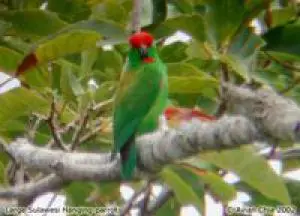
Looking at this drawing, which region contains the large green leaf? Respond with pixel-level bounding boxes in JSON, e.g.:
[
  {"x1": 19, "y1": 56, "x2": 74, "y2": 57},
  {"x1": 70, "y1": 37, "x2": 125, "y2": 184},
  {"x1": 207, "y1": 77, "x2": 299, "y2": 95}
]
[
  {"x1": 0, "y1": 88, "x2": 50, "y2": 127},
  {"x1": 0, "y1": 9, "x2": 66, "y2": 37},
  {"x1": 60, "y1": 62, "x2": 84, "y2": 102},
  {"x1": 168, "y1": 76, "x2": 218, "y2": 95},
  {"x1": 286, "y1": 180, "x2": 300, "y2": 210},
  {"x1": 221, "y1": 27, "x2": 265, "y2": 80},
  {"x1": 201, "y1": 146, "x2": 291, "y2": 204},
  {"x1": 91, "y1": 0, "x2": 128, "y2": 25},
  {"x1": 148, "y1": 15, "x2": 205, "y2": 42},
  {"x1": 62, "y1": 19, "x2": 127, "y2": 44},
  {"x1": 203, "y1": 0, "x2": 269, "y2": 47},
  {"x1": 0, "y1": 46, "x2": 48, "y2": 88},
  {"x1": 155, "y1": 197, "x2": 180, "y2": 216},
  {"x1": 270, "y1": 7, "x2": 297, "y2": 28},
  {"x1": 263, "y1": 21, "x2": 300, "y2": 57},
  {"x1": 0, "y1": 161, "x2": 6, "y2": 185},
  {"x1": 17, "y1": 30, "x2": 101, "y2": 75},
  {"x1": 35, "y1": 30, "x2": 101, "y2": 65},
  {"x1": 235, "y1": 182, "x2": 281, "y2": 206},
  {"x1": 160, "y1": 166, "x2": 204, "y2": 213},
  {"x1": 93, "y1": 48, "x2": 123, "y2": 82},
  {"x1": 159, "y1": 42, "x2": 188, "y2": 63},
  {"x1": 204, "y1": 0, "x2": 243, "y2": 46},
  {"x1": 48, "y1": 0, "x2": 91, "y2": 23},
  {"x1": 170, "y1": 0, "x2": 194, "y2": 13},
  {"x1": 65, "y1": 182, "x2": 95, "y2": 206},
  {"x1": 167, "y1": 62, "x2": 208, "y2": 76},
  {"x1": 181, "y1": 161, "x2": 236, "y2": 202},
  {"x1": 17, "y1": 19, "x2": 127, "y2": 74},
  {"x1": 152, "y1": 0, "x2": 167, "y2": 25}
]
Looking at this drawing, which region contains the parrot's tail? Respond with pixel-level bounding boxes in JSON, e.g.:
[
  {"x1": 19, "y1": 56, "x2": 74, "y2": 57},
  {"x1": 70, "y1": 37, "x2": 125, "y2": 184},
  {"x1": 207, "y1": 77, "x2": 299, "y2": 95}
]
[{"x1": 120, "y1": 136, "x2": 137, "y2": 180}]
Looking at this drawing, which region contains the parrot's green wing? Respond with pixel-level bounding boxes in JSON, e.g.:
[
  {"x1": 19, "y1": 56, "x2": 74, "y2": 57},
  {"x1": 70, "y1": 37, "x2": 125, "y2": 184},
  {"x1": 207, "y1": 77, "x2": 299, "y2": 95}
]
[{"x1": 113, "y1": 62, "x2": 164, "y2": 151}]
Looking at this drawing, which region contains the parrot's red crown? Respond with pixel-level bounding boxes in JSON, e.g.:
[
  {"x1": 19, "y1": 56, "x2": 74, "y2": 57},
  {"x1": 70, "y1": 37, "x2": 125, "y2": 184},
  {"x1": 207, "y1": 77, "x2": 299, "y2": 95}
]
[{"x1": 129, "y1": 31, "x2": 154, "y2": 48}]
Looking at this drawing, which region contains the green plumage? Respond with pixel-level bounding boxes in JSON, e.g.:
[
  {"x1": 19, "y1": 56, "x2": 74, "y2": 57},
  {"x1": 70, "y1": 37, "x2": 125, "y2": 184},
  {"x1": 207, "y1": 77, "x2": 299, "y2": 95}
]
[{"x1": 113, "y1": 46, "x2": 168, "y2": 180}]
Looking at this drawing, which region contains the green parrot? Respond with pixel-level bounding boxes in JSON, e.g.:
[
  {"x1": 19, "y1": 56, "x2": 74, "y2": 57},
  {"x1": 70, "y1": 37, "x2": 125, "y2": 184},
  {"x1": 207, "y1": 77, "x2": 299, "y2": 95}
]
[{"x1": 113, "y1": 31, "x2": 168, "y2": 180}]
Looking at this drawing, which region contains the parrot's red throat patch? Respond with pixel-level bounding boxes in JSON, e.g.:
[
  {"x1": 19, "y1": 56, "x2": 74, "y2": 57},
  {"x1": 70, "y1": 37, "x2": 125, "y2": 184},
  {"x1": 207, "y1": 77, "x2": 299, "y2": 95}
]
[
  {"x1": 142, "y1": 57, "x2": 154, "y2": 63},
  {"x1": 129, "y1": 31, "x2": 154, "y2": 48}
]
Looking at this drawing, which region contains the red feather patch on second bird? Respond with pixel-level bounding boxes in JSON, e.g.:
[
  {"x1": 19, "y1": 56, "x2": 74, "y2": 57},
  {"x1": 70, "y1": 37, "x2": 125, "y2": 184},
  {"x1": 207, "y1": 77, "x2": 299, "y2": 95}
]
[{"x1": 164, "y1": 107, "x2": 216, "y2": 122}]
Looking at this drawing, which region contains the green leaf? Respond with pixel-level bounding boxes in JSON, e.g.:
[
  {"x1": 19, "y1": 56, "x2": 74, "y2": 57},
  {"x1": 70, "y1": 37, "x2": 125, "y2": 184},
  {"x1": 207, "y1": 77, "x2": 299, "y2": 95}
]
[
  {"x1": 155, "y1": 197, "x2": 180, "y2": 216},
  {"x1": 62, "y1": 19, "x2": 127, "y2": 44},
  {"x1": 0, "y1": 46, "x2": 49, "y2": 88},
  {"x1": 0, "y1": 9, "x2": 66, "y2": 37},
  {"x1": 203, "y1": 0, "x2": 245, "y2": 46},
  {"x1": 65, "y1": 182, "x2": 95, "y2": 206},
  {"x1": 60, "y1": 62, "x2": 82, "y2": 102},
  {"x1": 48, "y1": 0, "x2": 91, "y2": 23},
  {"x1": 235, "y1": 182, "x2": 281, "y2": 206},
  {"x1": 222, "y1": 27, "x2": 265, "y2": 79},
  {"x1": 160, "y1": 167, "x2": 204, "y2": 212},
  {"x1": 286, "y1": 180, "x2": 300, "y2": 209},
  {"x1": 167, "y1": 62, "x2": 210, "y2": 76},
  {"x1": 152, "y1": 0, "x2": 167, "y2": 25},
  {"x1": 263, "y1": 22, "x2": 300, "y2": 57},
  {"x1": 270, "y1": 7, "x2": 297, "y2": 28},
  {"x1": 91, "y1": 0, "x2": 128, "y2": 25},
  {"x1": 182, "y1": 163, "x2": 236, "y2": 202},
  {"x1": 81, "y1": 49, "x2": 98, "y2": 76},
  {"x1": 159, "y1": 42, "x2": 188, "y2": 63},
  {"x1": 201, "y1": 146, "x2": 291, "y2": 204},
  {"x1": 168, "y1": 76, "x2": 218, "y2": 94},
  {"x1": 0, "y1": 161, "x2": 6, "y2": 185},
  {"x1": 93, "y1": 49, "x2": 123, "y2": 82},
  {"x1": 35, "y1": 30, "x2": 101, "y2": 64},
  {"x1": 148, "y1": 15, "x2": 205, "y2": 42},
  {"x1": 17, "y1": 19, "x2": 127, "y2": 74},
  {"x1": 203, "y1": 0, "x2": 269, "y2": 47},
  {"x1": 0, "y1": 88, "x2": 50, "y2": 127}
]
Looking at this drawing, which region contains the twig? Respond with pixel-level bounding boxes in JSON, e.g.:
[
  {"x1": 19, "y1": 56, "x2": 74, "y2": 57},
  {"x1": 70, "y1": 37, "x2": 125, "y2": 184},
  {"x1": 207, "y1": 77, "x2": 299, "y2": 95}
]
[
  {"x1": 27, "y1": 116, "x2": 42, "y2": 141},
  {"x1": 46, "y1": 98, "x2": 67, "y2": 151},
  {"x1": 131, "y1": 0, "x2": 142, "y2": 33},
  {"x1": 92, "y1": 98, "x2": 114, "y2": 112},
  {"x1": 147, "y1": 187, "x2": 174, "y2": 215},
  {"x1": 0, "y1": 76, "x2": 15, "y2": 89},
  {"x1": 215, "y1": 63, "x2": 229, "y2": 117},
  {"x1": 70, "y1": 107, "x2": 90, "y2": 151},
  {"x1": 0, "y1": 137, "x2": 15, "y2": 161},
  {"x1": 263, "y1": 51, "x2": 300, "y2": 72},
  {"x1": 120, "y1": 183, "x2": 149, "y2": 216},
  {"x1": 42, "y1": 193, "x2": 58, "y2": 216},
  {"x1": 139, "y1": 180, "x2": 153, "y2": 215},
  {"x1": 79, "y1": 126, "x2": 102, "y2": 144},
  {"x1": 280, "y1": 76, "x2": 300, "y2": 94}
]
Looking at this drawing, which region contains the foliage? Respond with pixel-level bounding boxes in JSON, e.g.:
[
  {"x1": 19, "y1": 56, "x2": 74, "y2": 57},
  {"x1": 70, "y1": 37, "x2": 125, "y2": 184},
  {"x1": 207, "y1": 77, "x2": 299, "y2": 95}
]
[{"x1": 0, "y1": 0, "x2": 299, "y2": 214}]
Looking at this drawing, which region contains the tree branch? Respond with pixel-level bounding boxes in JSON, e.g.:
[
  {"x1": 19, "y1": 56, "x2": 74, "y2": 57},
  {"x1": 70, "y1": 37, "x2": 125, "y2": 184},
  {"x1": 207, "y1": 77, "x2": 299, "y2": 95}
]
[
  {"x1": 47, "y1": 99, "x2": 67, "y2": 151},
  {"x1": 146, "y1": 186, "x2": 174, "y2": 215},
  {"x1": 132, "y1": 0, "x2": 142, "y2": 33},
  {"x1": 70, "y1": 107, "x2": 90, "y2": 151},
  {"x1": 0, "y1": 114, "x2": 258, "y2": 203},
  {"x1": 0, "y1": 174, "x2": 64, "y2": 206},
  {"x1": 223, "y1": 83, "x2": 300, "y2": 142}
]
